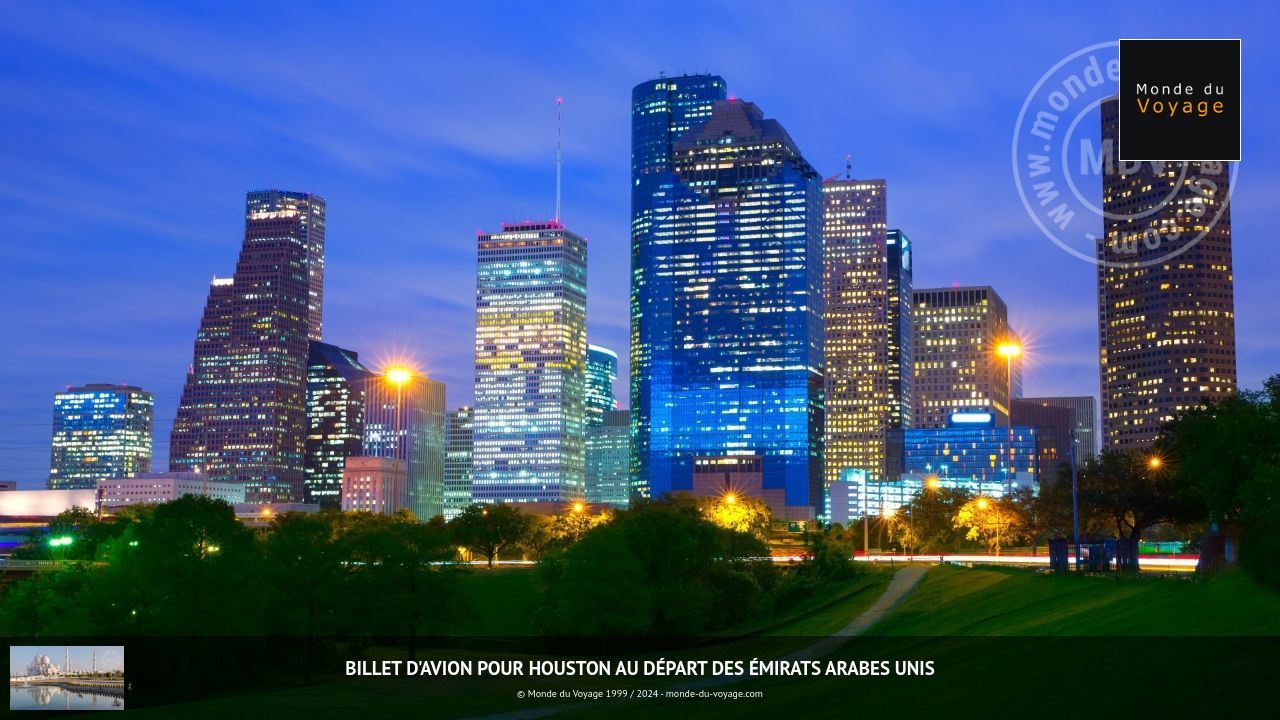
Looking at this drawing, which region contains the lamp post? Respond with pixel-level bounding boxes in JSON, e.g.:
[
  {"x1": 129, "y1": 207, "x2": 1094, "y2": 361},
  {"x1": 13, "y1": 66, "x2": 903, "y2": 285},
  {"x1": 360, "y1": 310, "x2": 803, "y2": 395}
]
[
  {"x1": 997, "y1": 341, "x2": 1022, "y2": 497},
  {"x1": 386, "y1": 367, "x2": 412, "y2": 512},
  {"x1": 1069, "y1": 440, "x2": 1081, "y2": 572}
]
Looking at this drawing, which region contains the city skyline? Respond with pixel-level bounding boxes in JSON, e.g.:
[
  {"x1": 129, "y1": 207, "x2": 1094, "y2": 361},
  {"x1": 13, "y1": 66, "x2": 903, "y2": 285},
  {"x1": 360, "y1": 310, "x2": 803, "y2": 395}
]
[{"x1": 3, "y1": 4, "x2": 1278, "y2": 489}]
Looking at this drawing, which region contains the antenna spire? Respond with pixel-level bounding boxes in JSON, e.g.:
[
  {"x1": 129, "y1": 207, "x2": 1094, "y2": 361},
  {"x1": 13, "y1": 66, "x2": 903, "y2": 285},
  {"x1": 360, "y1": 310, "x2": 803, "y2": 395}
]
[
  {"x1": 845, "y1": 153, "x2": 852, "y2": 180},
  {"x1": 555, "y1": 96, "x2": 563, "y2": 222}
]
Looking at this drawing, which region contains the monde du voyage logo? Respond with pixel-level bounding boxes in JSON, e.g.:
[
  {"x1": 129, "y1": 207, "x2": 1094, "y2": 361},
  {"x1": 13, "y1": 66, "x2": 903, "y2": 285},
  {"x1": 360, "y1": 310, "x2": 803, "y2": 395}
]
[{"x1": 1119, "y1": 39, "x2": 1241, "y2": 161}]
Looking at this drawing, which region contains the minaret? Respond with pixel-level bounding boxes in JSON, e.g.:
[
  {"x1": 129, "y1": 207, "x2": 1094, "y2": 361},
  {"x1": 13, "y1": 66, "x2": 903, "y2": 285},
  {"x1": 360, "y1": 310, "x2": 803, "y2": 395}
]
[
  {"x1": 93, "y1": 649, "x2": 97, "y2": 674},
  {"x1": 65, "y1": 646, "x2": 69, "y2": 676}
]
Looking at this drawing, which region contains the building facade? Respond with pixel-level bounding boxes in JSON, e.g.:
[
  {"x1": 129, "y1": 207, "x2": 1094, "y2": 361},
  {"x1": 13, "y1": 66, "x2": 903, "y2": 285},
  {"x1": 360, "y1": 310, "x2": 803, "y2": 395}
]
[
  {"x1": 363, "y1": 369, "x2": 445, "y2": 520},
  {"x1": 1010, "y1": 399, "x2": 1074, "y2": 484},
  {"x1": 822, "y1": 179, "x2": 914, "y2": 485},
  {"x1": 888, "y1": 411, "x2": 1040, "y2": 493},
  {"x1": 585, "y1": 344, "x2": 619, "y2": 427},
  {"x1": 1021, "y1": 395, "x2": 1099, "y2": 461},
  {"x1": 1098, "y1": 98, "x2": 1236, "y2": 450},
  {"x1": 49, "y1": 384, "x2": 154, "y2": 490},
  {"x1": 304, "y1": 341, "x2": 374, "y2": 508},
  {"x1": 97, "y1": 472, "x2": 245, "y2": 507},
  {"x1": 170, "y1": 190, "x2": 324, "y2": 503},
  {"x1": 341, "y1": 456, "x2": 409, "y2": 515},
  {"x1": 472, "y1": 221, "x2": 588, "y2": 505},
  {"x1": 585, "y1": 408, "x2": 630, "y2": 507},
  {"x1": 443, "y1": 406, "x2": 474, "y2": 520},
  {"x1": 630, "y1": 96, "x2": 826, "y2": 513},
  {"x1": 911, "y1": 286, "x2": 1018, "y2": 428},
  {"x1": 630, "y1": 73, "x2": 728, "y2": 499}
]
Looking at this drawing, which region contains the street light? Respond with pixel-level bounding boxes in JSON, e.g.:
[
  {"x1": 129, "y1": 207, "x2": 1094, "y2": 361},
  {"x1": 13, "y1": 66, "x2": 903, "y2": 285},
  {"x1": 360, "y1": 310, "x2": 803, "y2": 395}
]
[
  {"x1": 997, "y1": 340, "x2": 1022, "y2": 496},
  {"x1": 1148, "y1": 455, "x2": 1162, "y2": 469},
  {"x1": 724, "y1": 492, "x2": 737, "y2": 505},
  {"x1": 572, "y1": 502, "x2": 585, "y2": 514}
]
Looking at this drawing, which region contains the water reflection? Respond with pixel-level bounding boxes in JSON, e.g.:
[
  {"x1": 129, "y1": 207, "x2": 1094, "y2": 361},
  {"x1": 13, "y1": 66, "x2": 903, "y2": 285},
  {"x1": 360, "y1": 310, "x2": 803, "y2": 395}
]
[{"x1": 9, "y1": 683, "x2": 124, "y2": 711}]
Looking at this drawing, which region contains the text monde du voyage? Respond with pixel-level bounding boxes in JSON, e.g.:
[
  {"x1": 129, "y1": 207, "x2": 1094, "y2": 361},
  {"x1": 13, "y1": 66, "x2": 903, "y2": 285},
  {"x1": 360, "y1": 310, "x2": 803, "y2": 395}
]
[
  {"x1": 346, "y1": 659, "x2": 936, "y2": 678},
  {"x1": 1133, "y1": 83, "x2": 1228, "y2": 118}
]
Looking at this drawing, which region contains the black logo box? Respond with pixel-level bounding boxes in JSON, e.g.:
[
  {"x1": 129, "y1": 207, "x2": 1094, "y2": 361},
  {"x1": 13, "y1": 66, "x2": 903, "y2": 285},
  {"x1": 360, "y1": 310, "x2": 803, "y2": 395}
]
[{"x1": 1119, "y1": 38, "x2": 1241, "y2": 161}]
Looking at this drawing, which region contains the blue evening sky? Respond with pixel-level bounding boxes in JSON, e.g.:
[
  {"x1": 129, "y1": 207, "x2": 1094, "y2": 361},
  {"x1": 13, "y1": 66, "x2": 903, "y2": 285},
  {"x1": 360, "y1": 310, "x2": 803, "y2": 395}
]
[
  {"x1": 1, "y1": 2, "x2": 1276, "y2": 488},
  {"x1": 9, "y1": 646, "x2": 124, "y2": 675}
]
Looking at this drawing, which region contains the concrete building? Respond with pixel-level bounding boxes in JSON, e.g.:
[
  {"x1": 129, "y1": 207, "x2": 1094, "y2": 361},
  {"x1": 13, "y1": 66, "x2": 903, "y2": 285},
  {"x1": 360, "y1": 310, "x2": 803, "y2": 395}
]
[
  {"x1": 170, "y1": 190, "x2": 325, "y2": 502},
  {"x1": 341, "y1": 456, "x2": 409, "y2": 515},
  {"x1": 1099, "y1": 97, "x2": 1236, "y2": 450},
  {"x1": 97, "y1": 472, "x2": 245, "y2": 507},
  {"x1": 912, "y1": 286, "x2": 1019, "y2": 428}
]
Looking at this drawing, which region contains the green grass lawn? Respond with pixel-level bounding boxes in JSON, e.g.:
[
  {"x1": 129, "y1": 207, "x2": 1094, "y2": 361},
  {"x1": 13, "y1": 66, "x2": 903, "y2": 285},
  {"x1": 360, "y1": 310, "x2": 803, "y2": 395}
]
[
  {"x1": 870, "y1": 564, "x2": 1280, "y2": 636},
  {"x1": 117, "y1": 566, "x2": 1280, "y2": 719},
  {"x1": 452, "y1": 567, "x2": 540, "y2": 636}
]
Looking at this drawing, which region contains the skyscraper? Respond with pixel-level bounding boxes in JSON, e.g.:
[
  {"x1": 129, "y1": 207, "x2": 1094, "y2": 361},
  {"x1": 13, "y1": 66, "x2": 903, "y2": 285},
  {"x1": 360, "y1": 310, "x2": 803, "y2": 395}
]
[
  {"x1": 585, "y1": 408, "x2": 631, "y2": 508},
  {"x1": 1099, "y1": 98, "x2": 1236, "y2": 450},
  {"x1": 49, "y1": 384, "x2": 153, "y2": 490},
  {"x1": 912, "y1": 286, "x2": 1017, "y2": 428},
  {"x1": 170, "y1": 190, "x2": 324, "y2": 502},
  {"x1": 630, "y1": 96, "x2": 825, "y2": 516},
  {"x1": 443, "y1": 406, "x2": 473, "y2": 520},
  {"x1": 585, "y1": 344, "x2": 619, "y2": 427},
  {"x1": 304, "y1": 341, "x2": 374, "y2": 508},
  {"x1": 1020, "y1": 395, "x2": 1099, "y2": 462},
  {"x1": 472, "y1": 221, "x2": 588, "y2": 504},
  {"x1": 821, "y1": 180, "x2": 914, "y2": 485},
  {"x1": 363, "y1": 368, "x2": 445, "y2": 520},
  {"x1": 630, "y1": 73, "x2": 727, "y2": 498}
]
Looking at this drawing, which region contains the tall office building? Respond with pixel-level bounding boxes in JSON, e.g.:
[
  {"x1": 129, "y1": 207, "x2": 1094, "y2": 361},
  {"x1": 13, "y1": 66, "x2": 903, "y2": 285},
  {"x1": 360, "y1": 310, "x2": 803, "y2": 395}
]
[
  {"x1": 443, "y1": 406, "x2": 474, "y2": 520},
  {"x1": 363, "y1": 368, "x2": 445, "y2": 520},
  {"x1": 630, "y1": 73, "x2": 727, "y2": 498},
  {"x1": 1099, "y1": 98, "x2": 1236, "y2": 450},
  {"x1": 170, "y1": 190, "x2": 324, "y2": 502},
  {"x1": 1020, "y1": 395, "x2": 1099, "y2": 462},
  {"x1": 49, "y1": 384, "x2": 154, "y2": 490},
  {"x1": 630, "y1": 96, "x2": 825, "y2": 515},
  {"x1": 912, "y1": 286, "x2": 1018, "y2": 429},
  {"x1": 304, "y1": 341, "x2": 374, "y2": 508},
  {"x1": 1010, "y1": 399, "x2": 1073, "y2": 484},
  {"x1": 585, "y1": 409, "x2": 631, "y2": 507},
  {"x1": 822, "y1": 180, "x2": 914, "y2": 485},
  {"x1": 472, "y1": 221, "x2": 588, "y2": 504},
  {"x1": 585, "y1": 344, "x2": 619, "y2": 427}
]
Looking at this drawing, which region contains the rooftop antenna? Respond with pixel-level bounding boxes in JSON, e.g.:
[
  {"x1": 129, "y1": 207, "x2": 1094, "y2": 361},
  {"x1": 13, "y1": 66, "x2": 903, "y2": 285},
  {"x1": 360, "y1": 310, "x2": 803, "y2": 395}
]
[
  {"x1": 555, "y1": 96, "x2": 563, "y2": 223},
  {"x1": 845, "y1": 153, "x2": 852, "y2": 180}
]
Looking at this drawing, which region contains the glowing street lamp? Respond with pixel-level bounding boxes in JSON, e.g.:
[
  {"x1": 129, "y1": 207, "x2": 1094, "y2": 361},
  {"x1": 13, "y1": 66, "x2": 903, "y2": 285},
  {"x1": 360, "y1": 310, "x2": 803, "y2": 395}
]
[
  {"x1": 996, "y1": 339, "x2": 1022, "y2": 496},
  {"x1": 1148, "y1": 456, "x2": 1162, "y2": 469},
  {"x1": 385, "y1": 366, "x2": 413, "y2": 465},
  {"x1": 572, "y1": 502, "x2": 585, "y2": 514},
  {"x1": 723, "y1": 492, "x2": 737, "y2": 505}
]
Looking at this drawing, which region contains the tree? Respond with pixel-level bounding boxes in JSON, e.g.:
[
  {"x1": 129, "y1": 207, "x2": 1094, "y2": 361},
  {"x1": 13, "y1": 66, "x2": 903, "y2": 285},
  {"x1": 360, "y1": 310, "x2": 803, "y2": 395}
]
[
  {"x1": 953, "y1": 496, "x2": 1020, "y2": 554},
  {"x1": 701, "y1": 494, "x2": 772, "y2": 542},
  {"x1": 449, "y1": 503, "x2": 535, "y2": 567},
  {"x1": 893, "y1": 487, "x2": 971, "y2": 553},
  {"x1": 348, "y1": 510, "x2": 466, "y2": 659},
  {"x1": 262, "y1": 510, "x2": 352, "y2": 684},
  {"x1": 534, "y1": 497, "x2": 770, "y2": 636}
]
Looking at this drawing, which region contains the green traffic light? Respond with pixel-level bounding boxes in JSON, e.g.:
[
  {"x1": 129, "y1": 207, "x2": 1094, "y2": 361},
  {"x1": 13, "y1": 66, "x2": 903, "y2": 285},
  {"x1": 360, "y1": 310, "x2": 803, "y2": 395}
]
[{"x1": 47, "y1": 535, "x2": 74, "y2": 547}]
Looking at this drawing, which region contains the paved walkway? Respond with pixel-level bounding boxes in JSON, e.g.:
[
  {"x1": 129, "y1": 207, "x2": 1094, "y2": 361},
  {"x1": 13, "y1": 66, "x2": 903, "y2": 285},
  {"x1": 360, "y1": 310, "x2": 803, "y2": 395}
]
[{"x1": 467, "y1": 565, "x2": 931, "y2": 720}]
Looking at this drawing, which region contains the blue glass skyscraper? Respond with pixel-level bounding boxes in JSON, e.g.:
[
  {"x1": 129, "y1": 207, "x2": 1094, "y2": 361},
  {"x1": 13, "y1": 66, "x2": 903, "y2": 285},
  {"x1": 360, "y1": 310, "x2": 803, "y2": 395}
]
[
  {"x1": 630, "y1": 74, "x2": 727, "y2": 498},
  {"x1": 631, "y1": 89, "x2": 825, "y2": 514}
]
